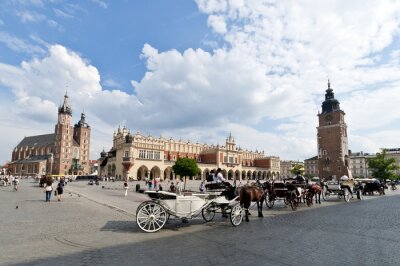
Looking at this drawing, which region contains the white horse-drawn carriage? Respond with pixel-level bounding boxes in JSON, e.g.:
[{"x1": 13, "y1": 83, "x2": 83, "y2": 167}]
[
  {"x1": 136, "y1": 183, "x2": 243, "y2": 233},
  {"x1": 322, "y1": 176, "x2": 363, "y2": 202}
]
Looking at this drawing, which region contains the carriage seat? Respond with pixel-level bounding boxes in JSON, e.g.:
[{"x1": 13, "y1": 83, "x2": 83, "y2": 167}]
[
  {"x1": 205, "y1": 182, "x2": 231, "y2": 191},
  {"x1": 273, "y1": 182, "x2": 287, "y2": 190}
]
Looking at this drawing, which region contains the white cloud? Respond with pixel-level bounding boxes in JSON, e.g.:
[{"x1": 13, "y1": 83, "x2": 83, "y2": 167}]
[
  {"x1": 90, "y1": 0, "x2": 108, "y2": 9},
  {"x1": 0, "y1": 31, "x2": 46, "y2": 55},
  {"x1": 207, "y1": 15, "x2": 227, "y2": 34},
  {"x1": 16, "y1": 10, "x2": 46, "y2": 23},
  {"x1": 2, "y1": 1, "x2": 400, "y2": 164}
]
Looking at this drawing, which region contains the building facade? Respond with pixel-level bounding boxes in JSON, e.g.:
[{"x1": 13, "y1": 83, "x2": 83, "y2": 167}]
[
  {"x1": 98, "y1": 129, "x2": 280, "y2": 181},
  {"x1": 348, "y1": 151, "x2": 374, "y2": 178},
  {"x1": 385, "y1": 148, "x2": 400, "y2": 176},
  {"x1": 280, "y1": 160, "x2": 304, "y2": 179},
  {"x1": 317, "y1": 80, "x2": 350, "y2": 180},
  {"x1": 9, "y1": 93, "x2": 91, "y2": 176},
  {"x1": 304, "y1": 156, "x2": 319, "y2": 177}
]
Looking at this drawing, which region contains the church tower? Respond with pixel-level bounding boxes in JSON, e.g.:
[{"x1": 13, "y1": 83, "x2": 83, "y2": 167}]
[
  {"x1": 53, "y1": 92, "x2": 74, "y2": 175},
  {"x1": 74, "y1": 112, "x2": 91, "y2": 175},
  {"x1": 317, "y1": 80, "x2": 350, "y2": 180}
]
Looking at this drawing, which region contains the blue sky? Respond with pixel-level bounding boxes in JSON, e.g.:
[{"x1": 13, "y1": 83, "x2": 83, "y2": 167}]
[
  {"x1": 0, "y1": 0, "x2": 212, "y2": 90},
  {"x1": 1, "y1": 0, "x2": 400, "y2": 164}
]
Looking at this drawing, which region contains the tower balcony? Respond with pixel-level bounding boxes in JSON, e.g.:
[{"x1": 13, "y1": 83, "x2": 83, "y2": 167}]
[{"x1": 122, "y1": 157, "x2": 134, "y2": 170}]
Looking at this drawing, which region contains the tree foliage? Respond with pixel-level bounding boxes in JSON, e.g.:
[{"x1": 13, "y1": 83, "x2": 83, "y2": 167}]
[
  {"x1": 172, "y1": 157, "x2": 200, "y2": 189},
  {"x1": 290, "y1": 163, "x2": 304, "y2": 176},
  {"x1": 368, "y1": 149, "x2": 399, "y2": 181}
]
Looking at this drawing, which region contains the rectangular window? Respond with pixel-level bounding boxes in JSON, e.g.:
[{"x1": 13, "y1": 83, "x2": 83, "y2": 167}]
[
  {"x1": 139, "y1": 150, "x2": 145, "y2": 159},
  {"x1": 229, "y1": 157, "x2": 234, "y2": 163},
  {"x1": 224, "y1": 156, "x2": 227, "y2": 163},
  {"x1": 124, "y1": 151, "x2": 129, "y2": 158},
  {"x1": 146, "y1": 151, "x2": 154, "y2": 160}
]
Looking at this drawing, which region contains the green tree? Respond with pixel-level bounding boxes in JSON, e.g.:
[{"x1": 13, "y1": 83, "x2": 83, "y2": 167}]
[
  {"x1": 172, "y1": 157, "x2": 200, "y2": 190},
  {"x1": 290, "y1": 163, "x2": 304, "y2": 176},
  {"x1": 368, "y1": 149, "x2": 399, "y2": 182}
]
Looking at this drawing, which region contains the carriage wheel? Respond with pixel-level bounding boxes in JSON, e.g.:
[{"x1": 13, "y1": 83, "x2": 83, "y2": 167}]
[
  {"x1": 136, "y1": 201, "x2": 167, "y2": 233},
  {"x1": 290, "y1": 191, "x2": 298, "y2": 211},
  {"x1": 230, "y1": 204, "x2": 243, "y2": 226},
  {"x1": 202, "y1": 203, "x2": 216, "y2": 222},
  {"x1": 357, "y1": 189, "x2": 363, "y2": 200},
  {"x1": 322, "y1": 186, "x2": 328, "y2": 201},
  {"x1": 343, "y1": 189, "x2": 350, "y2": 202},
  {"x1": 265, "y1": 191, "x2": 275, "y2": 209}
]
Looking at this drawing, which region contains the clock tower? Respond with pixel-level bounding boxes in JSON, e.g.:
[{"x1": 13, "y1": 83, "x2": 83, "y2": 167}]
[{"x1": 317, "y1": 80, "x2": 350, "y2": 180}]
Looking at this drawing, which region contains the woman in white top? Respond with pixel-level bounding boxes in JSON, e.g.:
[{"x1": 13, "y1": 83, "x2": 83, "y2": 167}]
[{"x1": 215, "y1": 168, "x2": 226, "y2": 183}]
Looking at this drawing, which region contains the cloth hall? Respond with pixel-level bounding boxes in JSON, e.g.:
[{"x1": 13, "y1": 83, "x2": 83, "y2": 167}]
[{"x1": 98, "y1": 128, "x2": 281, "y2": 181}]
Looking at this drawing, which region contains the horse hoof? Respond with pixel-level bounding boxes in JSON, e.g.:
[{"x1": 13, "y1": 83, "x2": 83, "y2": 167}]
[
  {"x1": 258, "y1": 214, "x2": 263, "y2": 218},
  {"x1": 245, "y1": 219, "x2": 249, "y2": 222}
]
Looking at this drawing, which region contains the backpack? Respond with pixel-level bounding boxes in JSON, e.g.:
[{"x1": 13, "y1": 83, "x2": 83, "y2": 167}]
[{"x1": 206, "y1": 174, "x2": 214, "y2": 182}]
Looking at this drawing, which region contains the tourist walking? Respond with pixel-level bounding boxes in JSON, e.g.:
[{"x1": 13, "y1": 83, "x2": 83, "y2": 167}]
[
  {"x1": 154, "y1": 177, "x2": 158, "y2": 191},
  {"x1": 44, "y1": 182, "x2": 53, "y2": 202},
  {"x1": 56, "y1": 181, "x2": 63, "y2": 201},
  {"x1": 12, "y1": 177, "x2": 19, "y2": 191},
  {"x1": 123, "y1": 180, "x2": 129, "y2": 196}
]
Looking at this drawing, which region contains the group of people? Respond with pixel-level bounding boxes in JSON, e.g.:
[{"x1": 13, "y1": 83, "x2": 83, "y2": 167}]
[
  {"x1": 168, "y1": 179, "x2": 184, "y2": 193},
  {"x1": 144, "y1": 177, "x2": 162, "y2": 191},
  {"x1": 44, "y1": 178, "x2": 65, "y2": 202}
]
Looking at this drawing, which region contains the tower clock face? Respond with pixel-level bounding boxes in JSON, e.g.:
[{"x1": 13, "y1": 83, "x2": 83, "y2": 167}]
[{"x1": 325, "y1": 115, "x2": 332, "y2": 121}]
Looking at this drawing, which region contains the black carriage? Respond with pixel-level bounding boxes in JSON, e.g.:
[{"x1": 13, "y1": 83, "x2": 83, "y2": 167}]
[
  {"x1": 264, "y1": 180, "x2": 304, "y2": 211},
  {"x1": 357, "y1": 179, "x2": 385, "y2": 196}
]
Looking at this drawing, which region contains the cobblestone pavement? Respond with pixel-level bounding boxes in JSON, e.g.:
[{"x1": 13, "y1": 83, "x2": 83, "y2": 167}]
[{"x1": 1, "y1": 179, "x2": 399, "y2": 266}]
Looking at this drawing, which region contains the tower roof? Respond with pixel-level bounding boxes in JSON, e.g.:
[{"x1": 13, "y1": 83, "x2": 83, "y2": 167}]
[
  {"x1": 75, "y1": 112, "x2": 90, "y2": 128},
  {"x1": 58, "y1": 92, "x2": 72, "y2": 115},
  {"x1": 321, "y1": 80, "x2": 340, "y2": 114}
]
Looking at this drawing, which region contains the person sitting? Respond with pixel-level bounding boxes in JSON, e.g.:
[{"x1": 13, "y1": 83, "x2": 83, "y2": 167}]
[
  {"x1": 199, "y1": 181, "x2": 205, "y2": 192},
  {"x1": 215, "y1": 168, "x2": 226, "y2": 183},
  {"x1": 169, "y1": 182, "x2": 176, "y2": 193},
  {"x1": 206, "y1": 170, "x2": 215, "y2": 182}
]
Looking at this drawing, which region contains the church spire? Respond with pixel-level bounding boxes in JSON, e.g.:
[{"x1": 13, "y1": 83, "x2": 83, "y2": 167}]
[{"x1": 58, "y1": 92, "x2": 72, "y2": 115}]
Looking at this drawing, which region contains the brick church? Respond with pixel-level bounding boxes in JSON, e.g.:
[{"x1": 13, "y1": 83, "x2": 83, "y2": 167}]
[
  {"x1": 9, "y1": 93, "x2": 91, "y2": 176},
  {"x1": 317, "y1": 80, "x2": 350, "y2": 180}
]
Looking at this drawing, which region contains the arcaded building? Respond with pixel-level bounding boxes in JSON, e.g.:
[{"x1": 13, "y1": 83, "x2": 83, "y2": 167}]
[
  {"x1": 317, "y1": 81, "x2": 350, "y2": 180},
  {"x1": 9, "y1": 93, "x2": 91, "y2": 176},
  {"x1": 98, "y1": 129, "x2": 280, "y2": 181}
]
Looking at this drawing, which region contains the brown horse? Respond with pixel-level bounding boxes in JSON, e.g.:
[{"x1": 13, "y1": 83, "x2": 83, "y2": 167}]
[
  {"x1": 307, "y1": 184, "x2": 322, "y2": 204},
  {"x1": 239, "y1": 185, "x2": 265, "y2": 222}
]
